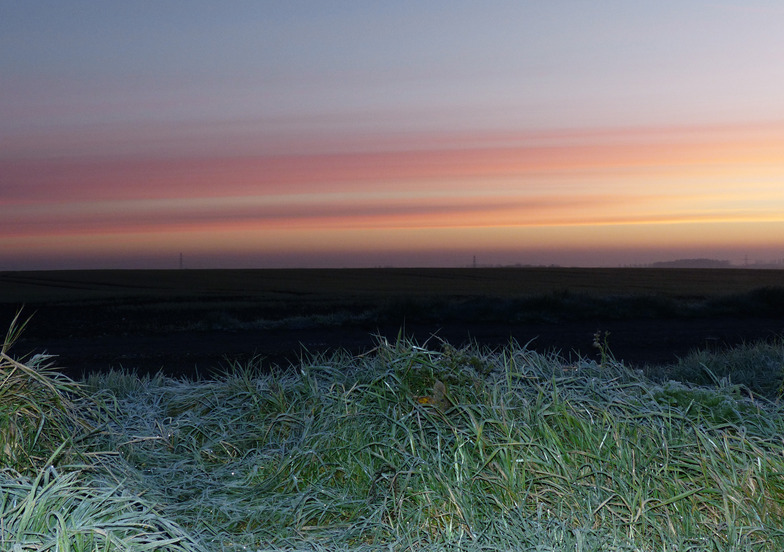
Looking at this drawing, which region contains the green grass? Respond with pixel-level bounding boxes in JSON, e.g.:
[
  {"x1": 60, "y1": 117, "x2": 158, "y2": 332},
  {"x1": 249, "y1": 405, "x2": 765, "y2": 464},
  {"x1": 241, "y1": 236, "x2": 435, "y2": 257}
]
[
  {"x1": 5, "y1": 325, "x2": 784, "y2": 550},
  {"x1": 0, "y1": 312, "x2": 99, "y2": 474},
  {"x1": 654, "y1": 338, "x2": 784, "y2": 399}
]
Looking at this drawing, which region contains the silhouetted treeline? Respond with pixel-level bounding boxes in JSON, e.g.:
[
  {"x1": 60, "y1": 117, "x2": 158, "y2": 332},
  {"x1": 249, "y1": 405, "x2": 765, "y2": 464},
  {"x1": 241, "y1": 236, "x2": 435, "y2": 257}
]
[{"x1": 649, "y1": 258, "x2": 732, "y2": 269}]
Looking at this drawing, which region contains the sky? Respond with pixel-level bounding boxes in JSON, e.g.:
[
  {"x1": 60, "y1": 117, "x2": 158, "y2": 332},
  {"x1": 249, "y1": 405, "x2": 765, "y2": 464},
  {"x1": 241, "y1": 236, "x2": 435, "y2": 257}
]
[{"x1": 3, "y1": 1, "x2": 784, "y2": 270}]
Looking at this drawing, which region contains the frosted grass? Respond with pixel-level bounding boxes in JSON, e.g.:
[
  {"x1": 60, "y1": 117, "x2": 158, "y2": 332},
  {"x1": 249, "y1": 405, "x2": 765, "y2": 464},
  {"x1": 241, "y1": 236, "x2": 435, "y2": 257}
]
[{"x1": 4, "y1": 325, "x2": 784, "y2": 550}]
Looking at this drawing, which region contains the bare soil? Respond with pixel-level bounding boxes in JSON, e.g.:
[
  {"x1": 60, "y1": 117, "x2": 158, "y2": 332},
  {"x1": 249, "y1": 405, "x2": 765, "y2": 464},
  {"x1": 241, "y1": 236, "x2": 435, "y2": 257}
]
[
  {"x1": 10, "y1": 309, "x2": 784, "y2": 380},
  {"x1": 3, "y1": 268, "x2": 784, "y2": 379}
]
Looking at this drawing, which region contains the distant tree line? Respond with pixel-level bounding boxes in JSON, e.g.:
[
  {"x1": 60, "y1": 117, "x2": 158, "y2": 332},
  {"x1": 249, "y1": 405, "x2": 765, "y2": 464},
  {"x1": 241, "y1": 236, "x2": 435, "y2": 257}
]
[{"x1": 649, "y1": 258, "x2": 733, "y2": 269}]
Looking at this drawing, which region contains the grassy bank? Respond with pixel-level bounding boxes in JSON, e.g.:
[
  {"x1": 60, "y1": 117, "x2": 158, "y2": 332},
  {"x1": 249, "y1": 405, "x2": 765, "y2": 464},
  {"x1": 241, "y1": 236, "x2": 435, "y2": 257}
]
[{"x1": 3, "y1": 325, "x2": 784, "y2": 550}]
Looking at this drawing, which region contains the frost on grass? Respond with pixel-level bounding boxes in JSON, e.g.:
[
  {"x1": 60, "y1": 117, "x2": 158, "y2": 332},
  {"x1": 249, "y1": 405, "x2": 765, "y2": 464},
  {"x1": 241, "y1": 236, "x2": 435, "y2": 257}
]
[
  {"x1": 6, "y1": 328, "x2": 784, "y2": 551},
  {"x1": 0, "y1": 314, "x2": 202, "y2": 552},
  {"x1": 0, "y1": 315, "x2": 95, "y2": 473},
  {"x1": 0, "y1": 467, "x2": 201, "y2": 551}
]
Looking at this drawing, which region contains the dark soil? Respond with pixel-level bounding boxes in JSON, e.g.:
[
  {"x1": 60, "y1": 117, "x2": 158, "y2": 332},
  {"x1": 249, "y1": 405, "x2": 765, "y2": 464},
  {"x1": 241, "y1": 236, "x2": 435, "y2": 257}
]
[
  {"x1": 12, "y1": 311, "x2": 784, "y2": 380},
  {"x1": 3, "y1": 268, "x2": 784, "y2": 380}
]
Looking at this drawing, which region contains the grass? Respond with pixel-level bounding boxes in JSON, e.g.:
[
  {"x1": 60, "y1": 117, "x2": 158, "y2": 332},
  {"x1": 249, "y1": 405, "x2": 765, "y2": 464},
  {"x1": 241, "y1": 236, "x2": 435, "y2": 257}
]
[
  {"x1": 0, "y1": 312, "x2": 98, "y2": 474},
  {"x1": 0, "y1": 467, "x2": 201, "y2": 551},
  {"x1": 655, "y1": 338, "x2": 784, "y2": 398},
  {"x1": 0, "y1": 314, "x2": 201, "y2": 551},
  {"x1": 4, "y1": 324, "x2": 784, "y2": 550}
]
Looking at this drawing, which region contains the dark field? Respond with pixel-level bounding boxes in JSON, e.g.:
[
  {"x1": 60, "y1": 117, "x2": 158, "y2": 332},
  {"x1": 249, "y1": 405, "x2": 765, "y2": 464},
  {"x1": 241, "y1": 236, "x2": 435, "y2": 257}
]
[{"x1": 2, "y1": 267, "x2": 784, "y2": 379}]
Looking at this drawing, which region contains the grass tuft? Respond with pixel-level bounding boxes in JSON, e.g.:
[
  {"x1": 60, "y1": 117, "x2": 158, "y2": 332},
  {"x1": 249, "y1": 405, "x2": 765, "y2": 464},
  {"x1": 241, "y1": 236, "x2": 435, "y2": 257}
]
[
  {"x1": 657, "y1": 338, "x2": 784, "y2": 399},
  {"x1": 0, "y1": 311, "x2": 104, "y2": 474},
  {"x1": 0, "y1": 465, "x2": 203, "y2": 551}
]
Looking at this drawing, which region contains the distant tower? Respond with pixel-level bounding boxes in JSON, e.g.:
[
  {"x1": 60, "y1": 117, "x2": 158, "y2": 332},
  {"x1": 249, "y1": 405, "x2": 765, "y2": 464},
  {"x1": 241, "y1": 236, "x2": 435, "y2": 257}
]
[
  {"x1": 179, "y1": 253, "x2": 184, "y2": 270},
  {"x1": 473, "y1": 255, "x2": 477, "y2": 269}
]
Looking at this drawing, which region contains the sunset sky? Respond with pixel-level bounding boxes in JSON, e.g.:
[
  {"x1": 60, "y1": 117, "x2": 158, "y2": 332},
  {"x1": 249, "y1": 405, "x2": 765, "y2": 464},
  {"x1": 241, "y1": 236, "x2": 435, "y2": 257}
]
[{"x1": 3, "y1": 2, "x2": 784, "y2": 269}]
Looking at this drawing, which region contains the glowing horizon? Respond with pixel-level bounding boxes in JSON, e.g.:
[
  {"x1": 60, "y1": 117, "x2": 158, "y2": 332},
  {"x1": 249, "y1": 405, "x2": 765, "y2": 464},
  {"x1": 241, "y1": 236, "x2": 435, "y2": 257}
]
[{"x1": 3, "y1": 3, "x2": 784, "y2": 270}]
